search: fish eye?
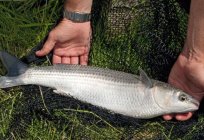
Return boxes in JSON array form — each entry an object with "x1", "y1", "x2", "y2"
[{"x1": 179, "y1": 94, "x2": 187, "y2": 102}]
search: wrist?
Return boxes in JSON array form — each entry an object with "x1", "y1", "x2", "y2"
[{"x1": 64, "y1": 0, "x2": 93, "y2": 13}]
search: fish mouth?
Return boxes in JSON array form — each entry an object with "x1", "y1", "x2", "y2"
[
  {"x1": 178, "y1": 99, "x2": 200, "y2": 113},
  {"x1": 177, "y1": 100, "x2": 199, "y2": 113},
  {"x1": 183, "y1": 98, "x2": 200, "y2": 112},
  {"x1": 191, "y1": 99, "x2": 200, "y2": 109}
]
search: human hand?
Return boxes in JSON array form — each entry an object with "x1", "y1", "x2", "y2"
[
  {"x1": 36, "y1": 18, "x2": 91, "y2": 65},
  {"x1": 164, "y1": 52, "x2": 204, "y2": 121},
  {"x1": 163, "y1": 0, "x2": 204, "y2": 121}
]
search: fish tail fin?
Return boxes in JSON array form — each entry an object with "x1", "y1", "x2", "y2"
[{"x1": 0, "y1": 51, "x2": 28, "y2": 88}]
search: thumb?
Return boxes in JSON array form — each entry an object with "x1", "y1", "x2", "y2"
[{"x1": 36, "y1": 34, "x2": 56, "y2": 56}]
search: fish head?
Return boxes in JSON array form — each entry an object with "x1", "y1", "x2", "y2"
[{"x1": 152, "y1": 82, "x2": 199, "y2": 114}]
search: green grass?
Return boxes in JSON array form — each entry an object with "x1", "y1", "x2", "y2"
[{"x1": 0, "y1": 0, "x2": 204, "y2": 140}]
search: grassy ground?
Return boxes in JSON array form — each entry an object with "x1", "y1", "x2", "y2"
[{"x1": 0, "y1": 0, "x2": 204, "y2": 140}]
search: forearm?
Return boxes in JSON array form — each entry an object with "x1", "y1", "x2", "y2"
[
  {"x1": 64, "y1": 0, "x2": 93, "y2": 13},
  {"x1": 185, "y1": 0, "x2": 204, "y2": 59}
]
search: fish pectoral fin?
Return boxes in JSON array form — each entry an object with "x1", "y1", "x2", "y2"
[
  {"x1": 139, "y1": 67, "x2": 153, "y2": 88},
  {"x1": 53, "y1": 90, "x2": 62, "y2": 94},
  {"x1": 53, "y1": 89, "x2": 70, "y2": 96}
]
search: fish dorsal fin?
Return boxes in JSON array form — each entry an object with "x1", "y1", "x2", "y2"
[{"x1": 139, "y1": 68, "x2": 153, "y2": 88}]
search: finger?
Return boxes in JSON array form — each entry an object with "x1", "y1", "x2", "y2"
[
  {"x1": 162, "y1": 114, "x2": 174, "y2": 121},
  {"x1": 70, "y1": 56, "x2": 79, "y2": 64},
  {"x1": 36, "y1": 33, "x2": 56, "y2": 56},
  {"x1": 62, "y1": 56, "x2": 71, "y2": 64},
  {"x1": 175, "y1": 112, "x2": 193, "y2": 121},
  {"x1": 55, "y1": 47, "x2": 86, "y2": 57},
  {"x1": 80, "y1": 53, "x2": 88, "y2": 65},
  {"x1": 52, "y1": 54, "x2": 61, "y2": 64}
]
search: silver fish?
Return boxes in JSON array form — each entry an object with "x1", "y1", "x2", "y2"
[{"x1": 0, "y1": 51, "x2": 199, "y2": 119}]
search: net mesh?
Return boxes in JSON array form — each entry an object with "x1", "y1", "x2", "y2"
[
  {"x1": 1, "y1": 0, "x2": 204, "y2": 140},
  {"x1": 90, "y1": 0, "x2": 187, "y2": 81}
]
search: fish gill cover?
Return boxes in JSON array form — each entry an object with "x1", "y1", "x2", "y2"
[{"x1": 0, "y1": 0, "x2": 204, "y2": 140}]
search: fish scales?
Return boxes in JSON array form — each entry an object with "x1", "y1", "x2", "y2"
[
  {"x1": 22, "y1": 65, "x2": 160, "y2": 118},
  {"x1": 28, "y1": 65, "x2": 141, "y2": 84},
  {"x1": 0, "y1": 52, "x2": 199, "y2": 119}
]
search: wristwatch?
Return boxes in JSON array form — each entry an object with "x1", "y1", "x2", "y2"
[{"x1": 63, "y1": 10, "x2": 91, "y2": 22}]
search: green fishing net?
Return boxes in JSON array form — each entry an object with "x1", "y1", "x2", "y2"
[
  {"x1": 1, "y1": 0, "x2": 204, "y2": 139},
  {"x1": 91, "y1": 0, "x2": 187, "y2": 82}
]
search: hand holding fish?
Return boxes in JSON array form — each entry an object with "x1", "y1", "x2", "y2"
[
  {"x1": 165, "y1": 0, "x2": 204, "y2": 121},
  {"x1": 36, "y1": 0, "x2": 93, "y2": 65},
  {"x1": 32, "y1": 0, "x2": 204, "y2": 121},
  {"x1": 36, "y1": 19, "x2": 91, "y2": 65}
]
